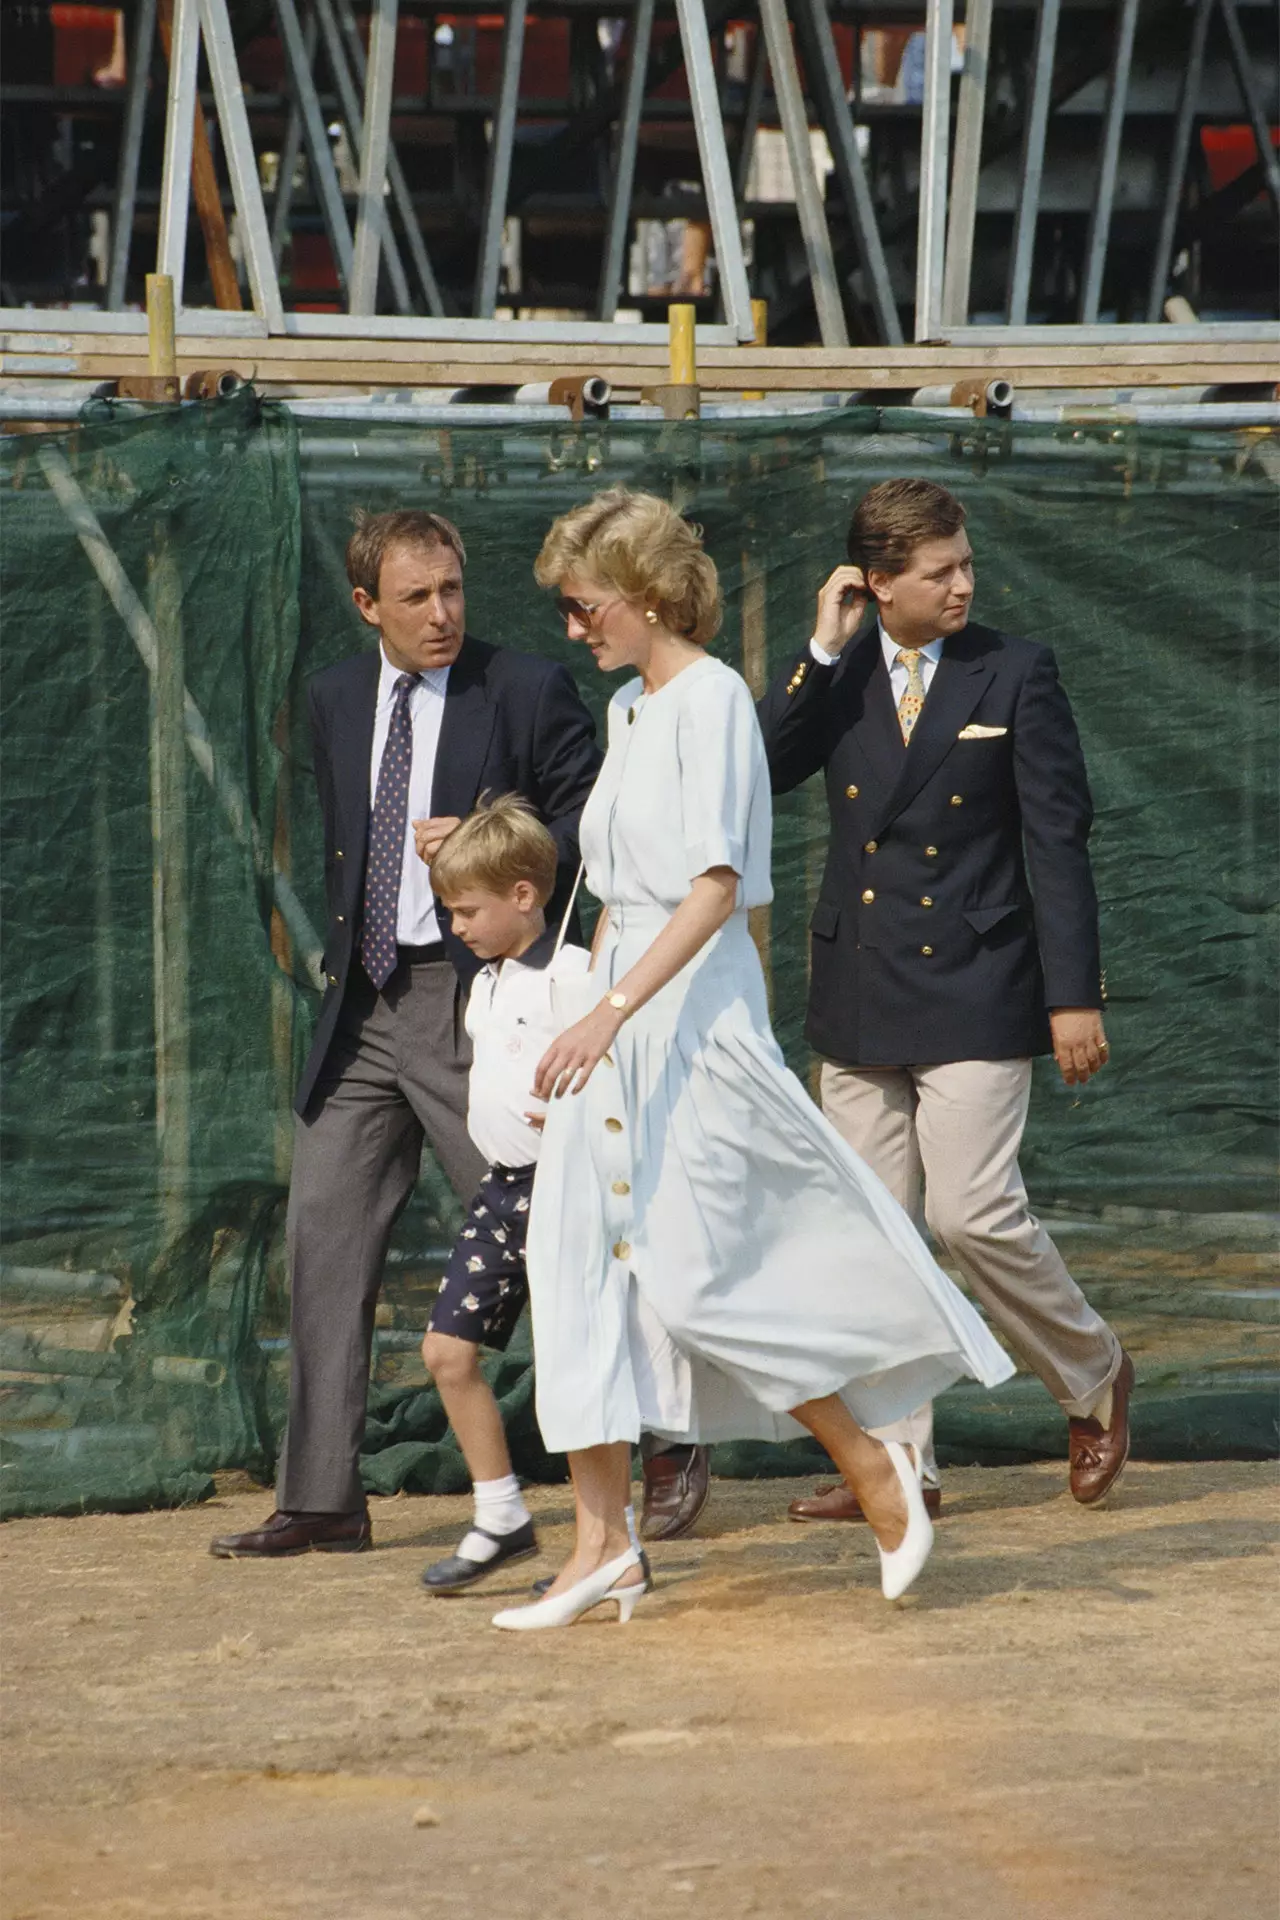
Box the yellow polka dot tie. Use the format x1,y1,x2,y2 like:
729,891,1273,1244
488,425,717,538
362,672,418,988
895,649,927,744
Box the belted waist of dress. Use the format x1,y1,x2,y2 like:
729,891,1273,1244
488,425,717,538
607,903,751,937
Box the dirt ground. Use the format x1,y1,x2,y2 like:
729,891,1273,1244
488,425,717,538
2,1461,1276,1920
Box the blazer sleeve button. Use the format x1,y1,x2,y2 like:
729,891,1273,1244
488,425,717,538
861,889,875,904
921,946,934,956
845,784,859,799
949,795,963,807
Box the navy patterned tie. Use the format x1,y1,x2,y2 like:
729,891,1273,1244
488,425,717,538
361,672,418,988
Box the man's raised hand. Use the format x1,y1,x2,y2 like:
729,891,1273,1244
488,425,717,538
412,816,462,865
812,565,870,659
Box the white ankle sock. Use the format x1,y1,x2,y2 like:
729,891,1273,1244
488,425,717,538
624,1503,641,1553
458,1475,531,1564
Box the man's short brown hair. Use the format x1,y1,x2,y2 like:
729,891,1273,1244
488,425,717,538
345,508,467,599
431,794,559,908
846,479,967,578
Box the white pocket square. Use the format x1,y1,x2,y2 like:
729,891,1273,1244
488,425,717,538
957,724,1008,740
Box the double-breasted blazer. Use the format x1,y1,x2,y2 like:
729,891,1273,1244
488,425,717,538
757,619,1104,1068
295,632,601,1116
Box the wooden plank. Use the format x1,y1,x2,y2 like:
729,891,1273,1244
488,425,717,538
18,332,1278,371
47,352,1278,391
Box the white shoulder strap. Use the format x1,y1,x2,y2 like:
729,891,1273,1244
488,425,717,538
551,859,586,962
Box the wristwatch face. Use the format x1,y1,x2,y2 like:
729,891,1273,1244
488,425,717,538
608,992,628,1010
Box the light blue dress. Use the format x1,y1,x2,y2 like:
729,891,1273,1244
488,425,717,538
526,654,1014,1454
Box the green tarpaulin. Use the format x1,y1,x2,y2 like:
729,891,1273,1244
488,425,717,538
2,396,1276,1518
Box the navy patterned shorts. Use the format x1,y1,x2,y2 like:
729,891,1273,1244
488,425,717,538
429,1163,535,1350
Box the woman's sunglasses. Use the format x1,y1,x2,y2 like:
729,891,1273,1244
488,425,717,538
554,595,614,628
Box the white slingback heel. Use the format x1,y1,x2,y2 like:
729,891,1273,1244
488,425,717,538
492,1546,648,1631
876,1441,935,1601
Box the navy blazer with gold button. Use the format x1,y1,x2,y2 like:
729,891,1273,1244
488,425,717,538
295,632,601,1116
758,618,1103,1068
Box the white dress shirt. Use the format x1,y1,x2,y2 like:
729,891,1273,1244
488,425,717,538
810,624,944,701
465,940,592,1168
369,645,450,945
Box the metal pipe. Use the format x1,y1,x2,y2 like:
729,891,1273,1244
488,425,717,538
941,0,992,330
1146,0,1215,324
107,0,158,310
155,0,201,305
270,1,314,273
350,0,399,314
474,0,526,317
599,0,655,322
0,1266,125,1302
914,0,955,342
312,0,411,314
1218,0,1280,217
274,0,355,294
333,0,444,315
757,0,848,348
1007,0,1061,325
199,0,286,328
793,0,902,345
673,0,755,342
1079,0,1140,324
732,13,768,208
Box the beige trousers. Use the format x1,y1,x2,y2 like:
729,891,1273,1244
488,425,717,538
820,1060,1122,1482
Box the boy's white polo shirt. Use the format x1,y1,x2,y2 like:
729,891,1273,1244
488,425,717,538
464,923,593,1170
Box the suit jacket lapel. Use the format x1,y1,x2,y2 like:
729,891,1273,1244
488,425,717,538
330,649,379,857
431,633,497,818
868,627,995,837
833,630,902,797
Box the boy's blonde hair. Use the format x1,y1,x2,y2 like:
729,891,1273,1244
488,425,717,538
431,794,559,907
533,487,721,647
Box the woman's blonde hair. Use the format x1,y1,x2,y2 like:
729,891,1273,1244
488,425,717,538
534,487,722,647
431,794,558,907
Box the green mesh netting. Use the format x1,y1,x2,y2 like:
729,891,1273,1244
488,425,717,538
2,394,1276,1519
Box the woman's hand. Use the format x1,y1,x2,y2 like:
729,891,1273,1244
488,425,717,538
533,1000,625,1101
812,565,870,658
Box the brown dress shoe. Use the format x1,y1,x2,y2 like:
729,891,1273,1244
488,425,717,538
209,1509,372,1558
1069,1350,1135,1505
787,1480,943,1524
640,1445,710,1542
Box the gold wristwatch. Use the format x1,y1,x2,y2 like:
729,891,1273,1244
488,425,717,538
606,991,629,1013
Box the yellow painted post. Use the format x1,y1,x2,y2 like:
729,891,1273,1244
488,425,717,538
744,296,767,400
668,303,697,385
146,273,178,378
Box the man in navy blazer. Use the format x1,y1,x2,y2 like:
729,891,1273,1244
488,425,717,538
213,508,601,1557
758,479,1133,1515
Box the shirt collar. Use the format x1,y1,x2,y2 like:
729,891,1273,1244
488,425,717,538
377,644,450,701
484,920,561,980
879,623,944,671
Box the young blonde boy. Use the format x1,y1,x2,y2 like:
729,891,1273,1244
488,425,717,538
419,796,590,1591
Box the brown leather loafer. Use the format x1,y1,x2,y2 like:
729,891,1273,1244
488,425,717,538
209,1508,372,1558
1069,1350,1135,1505
640,1445,710,1542
787,1480,942,1524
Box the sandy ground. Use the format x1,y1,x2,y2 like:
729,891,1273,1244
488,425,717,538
2,1462,1277,1920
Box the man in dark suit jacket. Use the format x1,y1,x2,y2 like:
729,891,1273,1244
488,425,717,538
212,508,601,1557
758,478,1133,1515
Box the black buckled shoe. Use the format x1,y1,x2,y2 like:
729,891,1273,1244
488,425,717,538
421,1519,538,1593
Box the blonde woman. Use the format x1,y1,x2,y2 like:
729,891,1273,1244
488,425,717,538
491,490,1014,1632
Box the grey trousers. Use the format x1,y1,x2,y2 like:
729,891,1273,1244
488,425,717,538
277,957,486,1513
821,1059,1122,1479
